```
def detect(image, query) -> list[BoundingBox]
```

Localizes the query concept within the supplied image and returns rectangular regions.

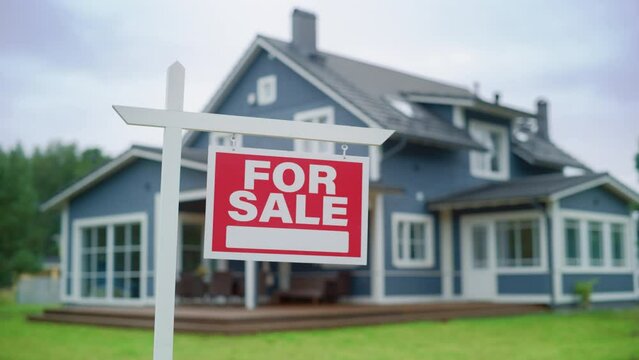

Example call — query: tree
[0,142,110,287]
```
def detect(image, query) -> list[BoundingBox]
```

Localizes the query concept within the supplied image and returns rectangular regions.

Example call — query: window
[469,120,509,180]
[392,213,434,267]
[80,226,107,298]
[257,75,277,105]
[113,223,141,299]
[74,214,146,302]
[471,225,489,269]
[588,221,604,267]
[610,223,626,267]
[564,219,581,266]
[181,223,203,273]
[496,219,540,268]
[294,107,335,155]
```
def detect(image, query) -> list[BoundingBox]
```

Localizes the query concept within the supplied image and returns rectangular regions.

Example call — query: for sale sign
[203,147,369,265]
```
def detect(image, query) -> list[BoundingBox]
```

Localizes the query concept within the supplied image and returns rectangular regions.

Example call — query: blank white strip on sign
[226,226,349,253]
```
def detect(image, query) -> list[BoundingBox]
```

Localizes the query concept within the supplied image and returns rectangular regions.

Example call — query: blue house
[42,9,639,307]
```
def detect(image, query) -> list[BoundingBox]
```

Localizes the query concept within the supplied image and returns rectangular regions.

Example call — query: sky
[1,0,638,190]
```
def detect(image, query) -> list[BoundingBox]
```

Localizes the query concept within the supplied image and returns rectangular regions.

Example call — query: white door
[462,221,496,300]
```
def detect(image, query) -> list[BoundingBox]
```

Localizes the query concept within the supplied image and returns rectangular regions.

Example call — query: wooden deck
[29,302,547,335]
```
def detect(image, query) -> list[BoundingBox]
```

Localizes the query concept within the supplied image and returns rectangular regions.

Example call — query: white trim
[557,209,634,273]
[368,145,381,181]
[492,295,552,304]
[293,106,335,155]
[71,212,148,305]
[439,209,453,299]
[550,200,562,304]
[59,205,69,301]
[179,188,207,202]
[468,119,510,181]
[40,148,207,211]
[404,94,475,107]
[371,193,385,303]
[256,74,277,106]
[391,212,435,268]
[202,146,370,266]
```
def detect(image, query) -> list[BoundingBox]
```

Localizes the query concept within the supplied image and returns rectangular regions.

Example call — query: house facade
[42,9,639,307]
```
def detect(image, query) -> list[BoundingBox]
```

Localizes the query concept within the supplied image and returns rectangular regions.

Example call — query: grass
[1,301,638,360]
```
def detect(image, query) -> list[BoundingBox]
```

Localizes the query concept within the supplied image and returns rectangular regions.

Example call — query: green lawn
[1,302,638,360]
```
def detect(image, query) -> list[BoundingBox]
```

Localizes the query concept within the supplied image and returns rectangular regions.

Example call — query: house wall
[560,186,630,215]
[66,159,207,299]
[190,50,368,157]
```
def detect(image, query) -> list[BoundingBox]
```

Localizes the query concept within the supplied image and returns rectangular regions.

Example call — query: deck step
[29,303,547,334]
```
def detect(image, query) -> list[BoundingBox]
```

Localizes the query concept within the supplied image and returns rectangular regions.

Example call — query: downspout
[533,200,556,306]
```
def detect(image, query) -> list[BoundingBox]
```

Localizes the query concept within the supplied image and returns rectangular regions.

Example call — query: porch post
[439,209,453,299]
[245,260,257,309]
[371,193,385,303]
[278,263,291,291]
[549,200,562,305]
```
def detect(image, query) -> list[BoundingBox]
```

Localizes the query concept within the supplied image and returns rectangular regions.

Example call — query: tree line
[0,142,110,287]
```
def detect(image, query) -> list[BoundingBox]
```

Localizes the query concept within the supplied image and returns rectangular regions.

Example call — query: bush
[0,253,12,288]
[574,279,598,309]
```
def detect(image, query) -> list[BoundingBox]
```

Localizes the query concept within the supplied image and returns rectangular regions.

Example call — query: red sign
[203,147,369,265]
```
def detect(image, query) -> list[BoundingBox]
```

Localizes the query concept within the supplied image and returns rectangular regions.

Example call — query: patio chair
[176,272,206,302]
[209,271,234,302]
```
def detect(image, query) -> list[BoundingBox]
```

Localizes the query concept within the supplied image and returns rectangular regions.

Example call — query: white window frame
[177,213,207,276]
[563,218,582,267]
[558,209,633,273]
[496,218,542,268]
[468,120,510,181]
[293,106,335,155]
[72,212,148,305]
[460,211,547,274]
[452,106,466,129]
[610,222,626,267]
[256,74,277,106]
[391,212,434,268]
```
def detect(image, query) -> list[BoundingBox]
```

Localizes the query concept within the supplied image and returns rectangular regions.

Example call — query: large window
[392,213,434,268]
[564,219,581,266]
[496,219,540,268]
[588,221,604,267]
[74,214,146,302]
[469,120,509,181]
[294,107,335,155]
[610,223,626,267]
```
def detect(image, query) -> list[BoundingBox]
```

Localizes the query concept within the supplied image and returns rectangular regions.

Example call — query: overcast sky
[2,0,638,190]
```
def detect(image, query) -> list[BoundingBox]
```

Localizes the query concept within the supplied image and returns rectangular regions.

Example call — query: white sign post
[113,63,394,360]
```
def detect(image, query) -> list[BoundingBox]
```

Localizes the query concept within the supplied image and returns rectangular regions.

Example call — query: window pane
[129,277,140,299]
[564,219,580,266]
[397,222,405,260]
[489,131,501,172]
[114,251,125,272]
[611,223,625,266]
[114,225,126,247]
[113,277,125,298]
[81,277,92,297]
[182,224,202,246]
[94,276,107,298]
[588,222,603,266]
[131,224,141,246]
[497,219,540,268]
[409,223,426,260]
[96,227,107,248]
[130,251,141,272]
[82,228,92,248]
[472,225,488,269]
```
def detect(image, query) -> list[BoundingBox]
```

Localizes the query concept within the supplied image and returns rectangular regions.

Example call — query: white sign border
[203,145,370,266]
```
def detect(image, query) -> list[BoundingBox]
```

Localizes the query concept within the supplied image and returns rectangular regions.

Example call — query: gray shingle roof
[260,36,584,168]
[260,36,484,150]
[429,173,606,208]
[512,136,583,169]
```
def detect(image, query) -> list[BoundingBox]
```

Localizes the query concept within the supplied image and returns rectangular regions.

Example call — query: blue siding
[191,50,368,157]
[68,159,207,297]
[498,274,550,294]
[563,274,635,294]
[560,186,629,215]
[386,275,441,296]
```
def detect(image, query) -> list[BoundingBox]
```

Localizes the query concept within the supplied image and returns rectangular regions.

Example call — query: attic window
[257,75,277,106]
[387,96,415,118]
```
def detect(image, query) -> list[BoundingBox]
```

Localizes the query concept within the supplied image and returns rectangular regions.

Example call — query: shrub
[9,249,41,276]
[574,279,598,309]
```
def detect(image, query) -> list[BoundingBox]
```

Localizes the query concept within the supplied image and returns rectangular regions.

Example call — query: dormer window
[257,75,277,105]
[469,120,509,180]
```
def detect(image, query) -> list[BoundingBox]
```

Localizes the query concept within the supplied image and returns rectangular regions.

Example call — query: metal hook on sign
[231,133,238,151]
[341,144,348,159]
